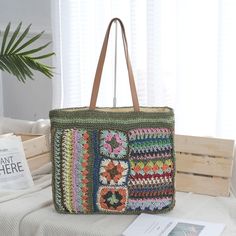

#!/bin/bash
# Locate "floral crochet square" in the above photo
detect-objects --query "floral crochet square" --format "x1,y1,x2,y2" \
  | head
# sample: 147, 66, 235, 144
97, 186, 128, 212
100, 130, 128, 159
99, 158, 129, 185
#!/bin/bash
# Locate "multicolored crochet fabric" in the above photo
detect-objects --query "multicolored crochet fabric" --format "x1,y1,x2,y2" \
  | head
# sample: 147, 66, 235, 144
50, 107, 175, 214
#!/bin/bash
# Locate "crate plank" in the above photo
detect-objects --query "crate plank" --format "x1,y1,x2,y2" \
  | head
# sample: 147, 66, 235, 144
175, 134, 234, 196
176, 152, 233, 178
22, 135, 50, 159
176, 172, 230, 196
18, 133, 42, 142
27, 152, 51, 172
175, 134, 234, 158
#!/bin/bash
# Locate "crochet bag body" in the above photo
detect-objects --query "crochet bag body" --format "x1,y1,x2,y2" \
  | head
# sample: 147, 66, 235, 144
50, 18, 175, 214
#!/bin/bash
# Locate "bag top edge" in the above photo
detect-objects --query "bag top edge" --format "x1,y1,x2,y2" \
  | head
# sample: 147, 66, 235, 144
50, 106, 174, 114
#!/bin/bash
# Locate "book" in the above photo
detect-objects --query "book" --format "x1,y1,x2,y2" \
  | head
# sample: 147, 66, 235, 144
0, 134, 34, 190
0, 133, 50, 173
122, 213, 225, 236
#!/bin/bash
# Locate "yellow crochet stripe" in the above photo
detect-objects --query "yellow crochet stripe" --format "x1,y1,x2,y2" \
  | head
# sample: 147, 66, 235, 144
62, 129, 74, 213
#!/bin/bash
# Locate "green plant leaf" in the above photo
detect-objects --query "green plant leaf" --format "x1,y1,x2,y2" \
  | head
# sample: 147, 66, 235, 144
11, 55, 34, 79
32, 52, 55, 60
1, 56, 23, 81
22, 56, 54, 78
0, 22, 54, 82
1, 23, 11, 54
8, 24, 31, 54
4, 22, 22, 54
18, 42, 51, 56
0, 60, 11, 73
12, 31, 44, 54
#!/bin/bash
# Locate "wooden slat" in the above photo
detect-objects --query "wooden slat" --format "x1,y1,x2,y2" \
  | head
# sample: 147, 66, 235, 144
27, 152, 51, 172
176, 152, 233, 178
175, 134, 234, 158
17, 133, 41, 142
176, 172, 230, 197
23, 135, 50, 159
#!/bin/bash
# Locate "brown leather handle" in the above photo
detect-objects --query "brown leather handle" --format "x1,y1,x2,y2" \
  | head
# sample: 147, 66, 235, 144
89, 18, 140, 111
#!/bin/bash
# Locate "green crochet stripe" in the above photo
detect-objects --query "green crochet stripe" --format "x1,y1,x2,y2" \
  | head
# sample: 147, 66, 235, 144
129, 139, 172, 150
50, 119, 174, 132
51, 122, 174, 131
53, 129, 65, 211
50, 107, 174, 127
49, 107, 174, 119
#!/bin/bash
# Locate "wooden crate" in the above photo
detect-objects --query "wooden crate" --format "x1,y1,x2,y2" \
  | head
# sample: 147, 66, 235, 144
27, 152, 51, 172
18, 134, 51, 172
175, 134, 235, 197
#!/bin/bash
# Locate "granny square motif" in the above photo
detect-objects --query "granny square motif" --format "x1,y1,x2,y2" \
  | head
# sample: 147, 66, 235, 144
50, 108, 175, 214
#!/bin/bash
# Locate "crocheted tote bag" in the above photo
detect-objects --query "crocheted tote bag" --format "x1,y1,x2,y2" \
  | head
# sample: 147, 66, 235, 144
50, 18, 175, 214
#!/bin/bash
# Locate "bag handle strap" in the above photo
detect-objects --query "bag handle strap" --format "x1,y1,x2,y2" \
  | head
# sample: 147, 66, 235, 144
89, 18, 140, 112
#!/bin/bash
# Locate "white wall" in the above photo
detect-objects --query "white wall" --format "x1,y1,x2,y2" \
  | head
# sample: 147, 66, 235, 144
232, 150, 236, 197
0, 0, 52, 120
0, 0, 51, 32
